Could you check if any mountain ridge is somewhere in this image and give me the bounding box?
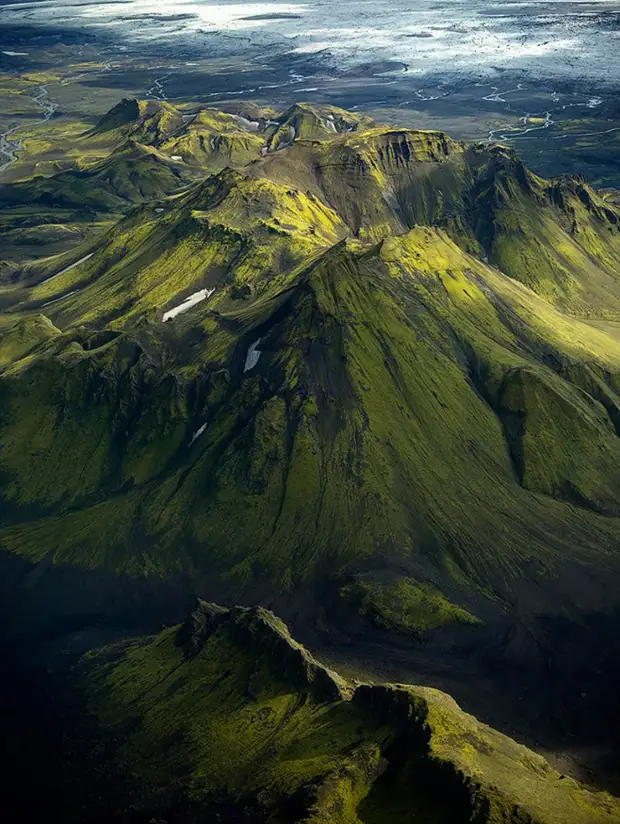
[64,598,620,824]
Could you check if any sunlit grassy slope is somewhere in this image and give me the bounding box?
[77,600,620,824]
[3,101,620,630]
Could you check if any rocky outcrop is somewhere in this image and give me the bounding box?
[178,599,346,702]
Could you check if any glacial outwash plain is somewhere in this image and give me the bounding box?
[2,1,620,822]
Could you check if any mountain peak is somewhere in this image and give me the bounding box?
[265,102,374,151]
[92,97,143,133]
[91,98,184,145]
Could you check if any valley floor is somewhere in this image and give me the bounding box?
[3,11,620,190]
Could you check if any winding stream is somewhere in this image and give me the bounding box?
[484,85,607,143]
[0,127,23,174]
[146,74,170,101]
[0,84,58,174]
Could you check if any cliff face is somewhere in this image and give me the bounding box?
[178,600,347,702]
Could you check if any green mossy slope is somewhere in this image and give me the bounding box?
[5,105,620,806]
[3,227,620,626]
[254,127,467,242]
[254,130,620,315]
[90,98,185,146]
[159,108,265,172]
[341,577,482,636]
[0,140,188,213]
[0,313,60,369]
[469,147,620,315]
[11,169,346,328]
[264,102,374,152]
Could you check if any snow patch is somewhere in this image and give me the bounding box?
[162,287,215,322]
[170,154,183,160]
[230,113,260,131]
[2,51,28,56]
[189,422,208,445]
[40,253,94,285]
[244,338,262,372]
[41,290,77,307]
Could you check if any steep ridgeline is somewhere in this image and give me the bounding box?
[4,217,620,598]
[3,103,620,753]
[255,129,620,316]
[0,102,257,224]
[71,600,620,824]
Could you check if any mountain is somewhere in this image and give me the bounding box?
[3,100,620,798]
[66,600,620,823]
[158,108,266,171]
[93,99,268,172]
[88,99,370,172]
[263,102,374,151]
[4,133,620,592]
[0,100,367,267]
[0,100,265,268]
[8,167,346,325]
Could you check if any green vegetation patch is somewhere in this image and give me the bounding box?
[5,100,620,663]
[0,313,60,369]
[341,577,481,634]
